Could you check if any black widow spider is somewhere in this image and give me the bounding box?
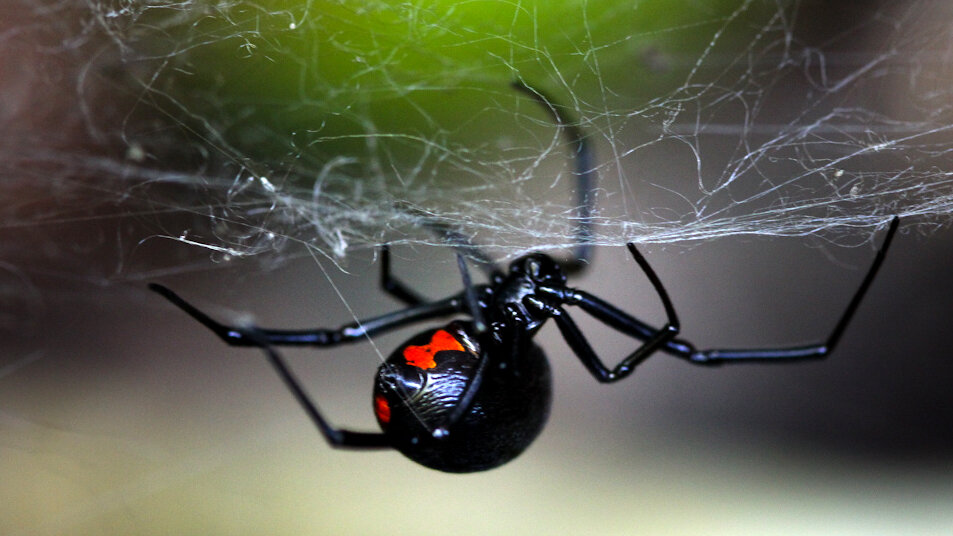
[151,82,899,473]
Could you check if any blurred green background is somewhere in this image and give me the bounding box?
[153,0,754,164]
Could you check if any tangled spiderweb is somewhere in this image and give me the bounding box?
[3,0,953,277]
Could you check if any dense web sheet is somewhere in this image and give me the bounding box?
[4,0,953,278]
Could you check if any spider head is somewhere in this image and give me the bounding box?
[509,253,567,287]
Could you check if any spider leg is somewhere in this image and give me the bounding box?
[381,245,488,332]
[150,284,470,449]
[392,201,504,279]
[503,304,531,369]
[563,288,695,356]
[381,236,491,330]
[380,245,426,305]
[543,242,680,383]
[680,216,900,364]
[567,216,899,366]
[248,331,390,449]
[149,283,463,347]
[456,253,488,334]
[512,80,595,272]
[392,79,598,280]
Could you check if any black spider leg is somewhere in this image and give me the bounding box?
[680,216,900,363]
[150,276,489,442]
[512,80,595,272]
[373,247,490,438]
[243,329,391,448]
[434,340,490,439]
[380,245,425,305]
[394,81,597,277]
[456,252,487,333]
[540,243,680,383]
[149,283,462,347]
[561,217,900,370]
[150,284,471,448]
[392,201,504,280]
[377,250,489,440]
[380,238,488,327]
[431,301,526,439]
[501,304,532,373]
[427,253,492,436]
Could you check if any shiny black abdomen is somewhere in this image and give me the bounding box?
[373,323,552,473]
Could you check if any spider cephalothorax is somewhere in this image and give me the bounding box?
[484,253,569,330]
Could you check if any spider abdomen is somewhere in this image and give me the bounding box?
[373,322,552,472]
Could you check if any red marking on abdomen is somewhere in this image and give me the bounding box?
[374,394,391,424]
[403,329,464,369]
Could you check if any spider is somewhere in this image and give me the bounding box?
[151,82,899,473]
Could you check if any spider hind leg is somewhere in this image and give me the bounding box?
[685,216,900,363]
[150,283,391,448]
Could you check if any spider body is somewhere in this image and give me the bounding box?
[370,254,569,471]
[150,81,900,473]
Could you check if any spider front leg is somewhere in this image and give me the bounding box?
[149,283,460,347]
[543,243,681,383]
[380,245,426,305]
[379,246,487,331]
